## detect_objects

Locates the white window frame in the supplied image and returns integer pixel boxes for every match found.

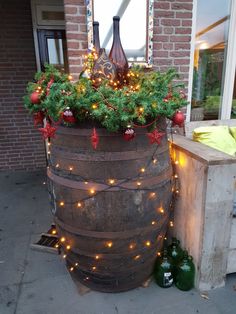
[187,0,236,122]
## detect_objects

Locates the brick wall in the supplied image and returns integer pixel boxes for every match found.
[64,0,88,80]
[64,0,193,87]
[153,0,193,87]
[0,0,46,171]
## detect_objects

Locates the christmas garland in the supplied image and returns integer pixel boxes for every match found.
[24,63,187,142]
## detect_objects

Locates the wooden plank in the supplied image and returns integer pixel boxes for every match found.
[172,134,236,166]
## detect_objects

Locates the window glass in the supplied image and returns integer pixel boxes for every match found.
[191,0,231,121]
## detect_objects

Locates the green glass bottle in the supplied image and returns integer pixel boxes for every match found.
[154,249,174,288]
[167,237,184,265]
[175,250,195,291]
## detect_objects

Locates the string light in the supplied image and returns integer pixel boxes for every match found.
[140,168,145,173]
[108,179,115,185]
[136,181,142,187]
[68,75,73,81]
[55,163,59,168]
[92,266,96,271]
[106,241,113,248]
[175,160,179,165]
[92,103,98,110]
[60,237,66,242]
[75,263,78,266]
[63,254,67,259]
[66,245,71,250]
[157,252,161,257]
[70,267,74,272]
[159,206,164,214]
[89,188,95,195]
[55,244,59,248]
[77,202,82,208]
[174,174,178,179]
[52,229,57,235]
[129,243,135,249]
[170,221,174,227]
[134,255,141,260]
[59,201,64,207]
[138,107,144,113]
[149,192,156,198]
[95,255,100,260]
[153,158,157,164]
[43,182,46,185]
[69,166,73,171]
[145,241,151,247]
[84,181,88,185]
[151,221,156,225]
[47,142,51,147]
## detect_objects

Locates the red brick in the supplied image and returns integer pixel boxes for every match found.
[66,33,87,40]
[176,12,192,19]
[155,10,175,18]
[64,6,77,15]
[175,27,191,34]
[171,3,193,11]
[175,43,191,50]
[170,51,190,57]
[154,2,170,10]
[66,24,79,32]
[164,27,174,34]
[153,35,169,42]
[182,20,193,26]
[161,19,181,26]
[174,59,190,65]
[170,35,191,42]
[64,0,84,4]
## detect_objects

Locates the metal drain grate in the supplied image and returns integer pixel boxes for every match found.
[31,224,60,254]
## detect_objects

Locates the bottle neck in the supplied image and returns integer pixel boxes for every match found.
[93,22,100,54]
[113,19,121,44]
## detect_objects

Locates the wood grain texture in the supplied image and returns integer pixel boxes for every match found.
[48,119,172,292]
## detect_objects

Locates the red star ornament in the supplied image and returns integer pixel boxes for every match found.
[39,122,57,139]
[147,129,165,145]
[91,127,99,149]
[33,111,44,126]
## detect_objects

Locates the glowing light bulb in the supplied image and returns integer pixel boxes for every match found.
[174,174,178,179]
[90,188,95,195]
[84,181,88,185]
[69,166,73,171]
[157,252,161,257]
[151,221,156,225]
[134,255,141,260]
[106,242,113,248]
[59,201,64,207]
[47,142,51,147]
[145,241,151,247]
[66,245,71,250]
[77,202,82,208]
[63,254,67,259]
[60,237,66,243]
[52,229,57,235]
[56,163,59,168]
[159,206,164,214]
[43,182,46,185]
[55,244,59,248]
[153,158,157,164]
[108,179,115,185]
[175,190,180,195]
[68,75,73,80]
[138,107,144,113]
[170,221,174,227]
[140,168,145,173]
[70,267,74,272]
[129,243,135,249]
[92,266,96,270]
[137,181,142,186]
[149,192,156,198]
[95,255,100,260]
[92,103,98,109]
[175,160,179,165]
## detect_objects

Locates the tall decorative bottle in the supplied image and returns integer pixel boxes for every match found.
[93,21,101,56]
[109,16,128,85]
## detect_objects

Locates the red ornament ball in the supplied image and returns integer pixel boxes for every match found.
[123,128,135,141]
[172,111,185,126]
[30,91,41,104]
[63,108,76,124]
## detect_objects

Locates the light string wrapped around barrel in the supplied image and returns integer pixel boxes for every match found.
[46,136,173,275]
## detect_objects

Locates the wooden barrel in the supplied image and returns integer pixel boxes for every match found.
[48,118,172,292]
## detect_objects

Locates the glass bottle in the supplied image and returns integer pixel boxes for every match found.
[175,250,195,291]
[93,21,101,56]
[154,249,174,288]
[167,237,184,265]
[109,16,128,85]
